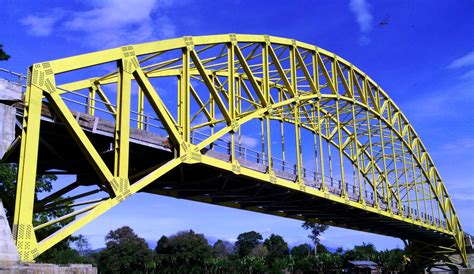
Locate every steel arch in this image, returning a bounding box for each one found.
[11,34,467,267]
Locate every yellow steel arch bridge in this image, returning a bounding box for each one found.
[3,34,469,268]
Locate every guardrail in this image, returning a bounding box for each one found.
[1,68,446,230]
[0,68,26,87]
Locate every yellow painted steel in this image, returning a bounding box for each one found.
[12,34,468,267]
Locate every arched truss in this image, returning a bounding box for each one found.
[12,34,467,266]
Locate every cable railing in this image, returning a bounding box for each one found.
[0,68,26,87]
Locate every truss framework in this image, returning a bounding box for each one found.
[11,34,467,266]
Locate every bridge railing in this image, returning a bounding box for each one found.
[0,68,26,88]
[6,72,447,231]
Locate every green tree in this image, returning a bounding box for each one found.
[235,231,263,258]
[98,226,154,273]
[316,243,329,254]
[290,243,312,259]
[249,244,268,259]
[301,221,328,254]
[317,252,343,272]
[0,163,83,263]
[74,234,92,256]
[263,234,289,272]
[0,44,10,61]
[377,248,406,272]
[343,242,378,262]
[263,234,289,260]
[335,246,344,255]
[212,239,234,259]
[293,255,319,273]
[238,256,267,273]
[154,230,212,273]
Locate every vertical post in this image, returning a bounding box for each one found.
[335,100,346,198]
[228,42,235,162]
[280,89,285,171]
[326,119,333,185]
[137,87,145,130]
[351,103,364,203]
[378,118,391,212]
[263,42,272,171]
[291,43,303,186]
[114,57,132,179]
[237,76,242,156]
[87,86,96,116]
[365,110,378,208]
[260,118,265,164]
[316,101,326,191]
[210,75,215,150]
[400,137,412,218]
[409,140,421,220]
[389,125,402,214]
[312,108,319,176]
[180,48,191,144]
[14,66,45,261]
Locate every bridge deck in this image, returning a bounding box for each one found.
[3,101,452,245]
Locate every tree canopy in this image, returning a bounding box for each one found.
[212,239,234,259]
[302,220,329,254]
[98,226,154,273]
[235,231,263,258]
[0,163,84,263]
[154,230,212,273]
[0,44,10,61]
[263,234,289,260]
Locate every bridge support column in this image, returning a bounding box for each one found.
[13,66,45,261]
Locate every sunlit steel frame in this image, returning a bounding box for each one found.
[12,34,467,266]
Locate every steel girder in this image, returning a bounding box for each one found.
[12,34,467,267]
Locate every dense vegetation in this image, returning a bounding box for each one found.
[92,227,406,273]
[0,163,406,273]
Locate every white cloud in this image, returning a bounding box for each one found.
[441,138,474,152]
[240,135,258,148]
[461,69,474,80]
[448,51,474,69]
[20,0,177,49]
[451,193,474,202]
[22,14,63,36]
[349,0,373,45]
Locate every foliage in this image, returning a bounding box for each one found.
[154,230,212,273]
[235,231,263,257]
[212,239,234,259]
[263,234,289,260]
[74,234,92,256]
[263,234,290,272]
[0,163,83,264]
[292,252,342,273]
[316,243,330,254]
[97,226,154,273]
[342,242,378,262]
[0,44,10,61]
[291,243,312,259]
[377,248,406,272]
[238,255,267,273]
[301,221,328,253]
[0,162,407,271]
[249,244,268,258]
[207,257,237,273]
[0,163,56,222]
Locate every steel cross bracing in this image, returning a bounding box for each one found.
[9,34,467,267]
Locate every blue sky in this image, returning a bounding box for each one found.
[1,0,473,250]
